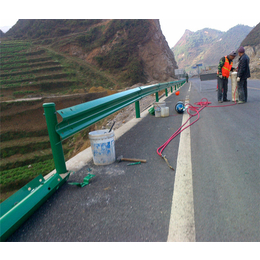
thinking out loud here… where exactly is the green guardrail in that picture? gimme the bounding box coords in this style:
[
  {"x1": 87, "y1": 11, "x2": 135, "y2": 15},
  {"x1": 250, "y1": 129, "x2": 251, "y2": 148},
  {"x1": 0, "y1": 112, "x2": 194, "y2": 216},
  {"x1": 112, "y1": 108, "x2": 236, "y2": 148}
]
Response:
[
  {"x1": 0, "y1": 79, "x2": 186, "y2": 241},
  {"x1": 56, "y1": 80, "x2": 185, "y2": 140}
]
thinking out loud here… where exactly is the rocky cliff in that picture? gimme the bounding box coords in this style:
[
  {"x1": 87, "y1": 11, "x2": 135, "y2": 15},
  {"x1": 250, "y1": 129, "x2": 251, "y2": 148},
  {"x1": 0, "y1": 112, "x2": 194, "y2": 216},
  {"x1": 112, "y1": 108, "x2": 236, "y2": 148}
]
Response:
[
  {"x1": 58, "y1": 19, "x2": 178, "y2": 83},
  {"x1": 137, "y1": 20, "x2": 178, "y2": 81},
  {"x1": 242, "y1": 45, "x2": 260, "y2": 78},
  {"x1": 238, "y1": 22, "x2": 260, "y2": 79}
]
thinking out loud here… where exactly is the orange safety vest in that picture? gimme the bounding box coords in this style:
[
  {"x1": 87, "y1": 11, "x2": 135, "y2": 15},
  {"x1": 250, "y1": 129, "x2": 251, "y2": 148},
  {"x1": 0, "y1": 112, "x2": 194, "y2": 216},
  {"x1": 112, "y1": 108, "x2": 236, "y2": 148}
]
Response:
[{"x1": 221, "y1": 56, "x2": 233, "y2": 78}]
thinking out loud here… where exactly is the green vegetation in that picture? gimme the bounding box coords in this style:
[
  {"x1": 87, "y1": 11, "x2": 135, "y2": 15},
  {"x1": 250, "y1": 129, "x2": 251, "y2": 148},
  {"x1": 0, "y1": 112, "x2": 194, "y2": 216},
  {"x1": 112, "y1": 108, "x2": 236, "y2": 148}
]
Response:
[
  {"x1": 1, "y1": 141, "x2": 51, "y2": 159},
  {"x1": 76, "y1": 26, "x2": 104, "y2": 52},
  {"x1": 0, "y1": 40, "x2": 116, "y2": 97},
  {"x1": 0, "y1": 41, "x2": 74, "y2": 95},
  {"x1": 0, "y1": 130, "x2": 48, "y2": 142},
  {"x1": 93, "y1": 20, "x2": 148, "y2": 84},
  {"x1": 0, "y1": 159, "x2": 55, "y2": 192}
]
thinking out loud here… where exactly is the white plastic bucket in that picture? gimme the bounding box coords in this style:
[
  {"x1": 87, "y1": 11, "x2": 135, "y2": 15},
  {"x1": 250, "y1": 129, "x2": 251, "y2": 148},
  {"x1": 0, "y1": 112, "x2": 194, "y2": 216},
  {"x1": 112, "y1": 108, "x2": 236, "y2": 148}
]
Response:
[
  {"x1": 154, "y1": 101, "x2": 166, "y2": 118},
  {"x1": 88, "y1": 129, "x2": 115, "y2": 165},
  {"x1": 231, "y1": 72, "x2": 239, "y2": 101},
  {"x1": 154, "y1": 101, "x2": 166, "y2": 110},
  {"x1": 155, "y1": 106, "x2": 161, "y2": 117},
  {"x1": 161, "y1": 106, "x2": 169, "y2": 117}
]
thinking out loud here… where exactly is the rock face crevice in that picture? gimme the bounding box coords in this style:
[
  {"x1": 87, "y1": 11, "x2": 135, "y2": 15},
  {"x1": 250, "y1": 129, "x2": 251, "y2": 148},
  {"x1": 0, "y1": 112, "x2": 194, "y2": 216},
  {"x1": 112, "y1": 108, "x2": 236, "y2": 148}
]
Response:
[{"x1": 138, "y1": 20, "x2": 178, "y2": 81}]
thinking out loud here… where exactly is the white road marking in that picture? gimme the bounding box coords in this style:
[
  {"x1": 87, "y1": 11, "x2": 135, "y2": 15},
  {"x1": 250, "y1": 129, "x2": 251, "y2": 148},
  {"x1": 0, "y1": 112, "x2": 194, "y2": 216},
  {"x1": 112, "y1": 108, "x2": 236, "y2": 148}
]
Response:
[{"x1": 167, "y1": 83, "x2": 196, "y2": 242}]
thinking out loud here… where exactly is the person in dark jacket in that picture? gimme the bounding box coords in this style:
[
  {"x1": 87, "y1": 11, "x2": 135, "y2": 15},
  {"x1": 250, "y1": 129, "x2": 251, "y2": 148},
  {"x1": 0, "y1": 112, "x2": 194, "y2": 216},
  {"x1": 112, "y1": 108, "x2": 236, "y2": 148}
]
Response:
[
  {"x1": 237, "y1": 46, "x2": 250, "y2": 103},
  {"x1": 186, "y1": 73, "x2": 189, "y2": 83}
]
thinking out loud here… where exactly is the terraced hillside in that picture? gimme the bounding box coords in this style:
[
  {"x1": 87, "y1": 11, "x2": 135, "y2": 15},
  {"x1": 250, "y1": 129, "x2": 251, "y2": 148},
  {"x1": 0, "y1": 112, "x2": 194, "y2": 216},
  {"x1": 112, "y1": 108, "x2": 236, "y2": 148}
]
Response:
[
  {"x1": 1, "y1": 41, "x2": 116, "y2": 101},
  {"x1": 0, "y1": 40, "x2": 119, "y2": 201}
]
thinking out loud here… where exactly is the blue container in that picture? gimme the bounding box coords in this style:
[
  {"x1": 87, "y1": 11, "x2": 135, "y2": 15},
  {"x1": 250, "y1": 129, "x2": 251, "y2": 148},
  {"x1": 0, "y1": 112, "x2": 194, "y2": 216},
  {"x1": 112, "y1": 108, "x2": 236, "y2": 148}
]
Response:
[{"x1": 175, "y1": 101, "x2": 185, "y2": 114}]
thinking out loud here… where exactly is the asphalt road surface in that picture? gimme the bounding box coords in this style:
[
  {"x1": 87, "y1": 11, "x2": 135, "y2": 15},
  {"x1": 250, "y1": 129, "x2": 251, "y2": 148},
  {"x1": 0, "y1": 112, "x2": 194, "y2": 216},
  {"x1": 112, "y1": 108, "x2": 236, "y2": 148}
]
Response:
[
  {"x1": 190, "y1": 78, "x2": 260, "y2": 242},
  {"x1": 7, "y1": 78, "x2": 260, "y2": 242}
]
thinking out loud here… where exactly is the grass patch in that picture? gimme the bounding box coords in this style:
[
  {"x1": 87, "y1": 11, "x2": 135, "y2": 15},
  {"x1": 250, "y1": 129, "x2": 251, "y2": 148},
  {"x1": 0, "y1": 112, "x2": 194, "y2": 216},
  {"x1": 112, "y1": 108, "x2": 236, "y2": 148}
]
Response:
[
  {"x1": 0, "y1": 141, "x2": 51, "y2": 158},
  {"x1": 0, "y1": 130, "x2": 49, "y2": 142},
  {"x1": 0, "y1": 159, "x2": 55, "y2": 193},
  {"x1": 13, "y1": 90, "x2": 36, "y2": 96}
]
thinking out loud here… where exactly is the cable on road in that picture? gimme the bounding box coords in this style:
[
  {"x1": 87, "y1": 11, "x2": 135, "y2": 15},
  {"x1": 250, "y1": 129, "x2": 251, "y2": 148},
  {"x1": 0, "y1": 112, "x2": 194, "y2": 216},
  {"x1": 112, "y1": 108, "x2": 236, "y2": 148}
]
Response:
[{"x1": 157, "y1": 88, "x2": 238, "y2": 170}]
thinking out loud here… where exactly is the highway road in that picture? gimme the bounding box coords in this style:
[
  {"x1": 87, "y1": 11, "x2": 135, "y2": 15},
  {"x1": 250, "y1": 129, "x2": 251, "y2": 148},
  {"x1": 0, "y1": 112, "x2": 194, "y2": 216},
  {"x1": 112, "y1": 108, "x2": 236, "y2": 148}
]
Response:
[
  {"x1": 189, "y1": 78, "x2": 260, "y2": 242},
  {"x1": 7, "y1": 78, "x2": 260, "y2": 242}
]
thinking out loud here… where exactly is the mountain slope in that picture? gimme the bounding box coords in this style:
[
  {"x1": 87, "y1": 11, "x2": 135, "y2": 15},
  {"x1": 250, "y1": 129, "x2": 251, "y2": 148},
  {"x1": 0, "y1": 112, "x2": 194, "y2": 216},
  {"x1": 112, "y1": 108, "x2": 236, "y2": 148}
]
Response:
[
  {"x1": 172, "y1": 24, "x2": 252, "y2": 74},
  {"x1": 5, "y1": 19, "x2": 178, "y2": 84},
  {"x1": 172, "y1": 28, "x2": 223, "y2": 71},
  {"x1": 241, "y1": 22, "x2": 260, "y2": 47},
  {"x1": 5, "y1": 19, "x2": 103, "y2": 39},
  {"x1": 0, "y1": 29, "x2": 5, "y2": 38},
  {"x1": 203, "y1": 25, "x2": 253, "y2": 65}
]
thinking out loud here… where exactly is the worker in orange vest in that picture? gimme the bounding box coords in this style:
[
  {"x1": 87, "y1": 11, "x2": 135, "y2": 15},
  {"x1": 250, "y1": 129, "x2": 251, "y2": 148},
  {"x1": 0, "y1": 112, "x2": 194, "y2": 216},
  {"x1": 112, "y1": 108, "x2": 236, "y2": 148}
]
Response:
[{"x1": 217, "y1": 51, "x2": 237, "y2": 103}]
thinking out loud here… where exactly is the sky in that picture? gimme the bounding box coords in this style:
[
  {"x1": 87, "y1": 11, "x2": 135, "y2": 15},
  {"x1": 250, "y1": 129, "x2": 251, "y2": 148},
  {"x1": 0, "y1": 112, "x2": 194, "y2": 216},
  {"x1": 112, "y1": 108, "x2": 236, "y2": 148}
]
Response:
[
  {"x1": 160, "y1": 19, "x2": 259, "y2": 48},
  {"x1": 0, "y1": 1, "x2": 259, "y2": 48}
]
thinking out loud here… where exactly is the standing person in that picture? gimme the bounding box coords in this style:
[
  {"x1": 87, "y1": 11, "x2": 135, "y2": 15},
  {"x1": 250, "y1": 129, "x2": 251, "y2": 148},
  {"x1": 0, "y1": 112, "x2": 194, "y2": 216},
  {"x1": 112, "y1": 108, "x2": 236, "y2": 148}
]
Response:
[
  {"x1": 186, "y1": 73, "x2": 189, "y2": 83},
  {"x1": 237, "y1": 46, "x2": 250, "y2": 104},
  {"x1": 217, "y1": 51, "x2": 237, "y2": 103}
]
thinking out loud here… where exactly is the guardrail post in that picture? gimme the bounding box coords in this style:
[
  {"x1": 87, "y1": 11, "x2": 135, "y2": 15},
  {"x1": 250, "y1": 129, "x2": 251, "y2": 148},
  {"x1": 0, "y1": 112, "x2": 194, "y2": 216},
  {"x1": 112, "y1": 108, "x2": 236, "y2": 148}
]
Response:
[
  {"x1": 43, "y1": 103, "x2": 67, "y2": 174},
  {"x1": 171, "y1": 86, "x2": 173, "y2": 93},
  {"x1": 175, "y1": 85, "x2": 176, "y2": 91},
  {"x1": 165, "y1": 88, "x2": 168, "y2": 97},
  {"x1": 156, "y1": 92, "x2": 159, "y2": 102},
  {"x1": 135, "y1": 100, "x2": 140, "y2": 118}
]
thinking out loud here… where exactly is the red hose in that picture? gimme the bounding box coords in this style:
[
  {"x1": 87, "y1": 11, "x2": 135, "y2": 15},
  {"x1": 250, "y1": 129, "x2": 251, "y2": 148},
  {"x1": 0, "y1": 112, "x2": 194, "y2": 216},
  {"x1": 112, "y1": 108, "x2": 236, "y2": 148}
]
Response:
[
  {"x1": 157, "y1": 86, "x2": 238, "y2": 160},
  {"x1": 156, "y1": 103, "x2": 203, "y2": 157}
]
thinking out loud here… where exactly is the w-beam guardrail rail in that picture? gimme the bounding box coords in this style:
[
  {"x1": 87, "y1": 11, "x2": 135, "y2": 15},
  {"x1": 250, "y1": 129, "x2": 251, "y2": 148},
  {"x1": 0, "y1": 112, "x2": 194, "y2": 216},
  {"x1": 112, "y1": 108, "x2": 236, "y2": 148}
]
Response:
[
  {"x1": 200, "y1": 73, "x2": 217, "y2": 81},
  {"x1": 199, "y1": 73, "x2": 217, "y2": 92},
  {"x1": 0, "y1": 79, "x2": 186, "y2": 241}
]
